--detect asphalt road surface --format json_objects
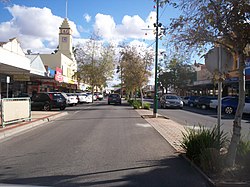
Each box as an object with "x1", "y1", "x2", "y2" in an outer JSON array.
[
  {"x1": 158, "y1": 106, "x2": 250, "y2": 141},
  {"x1": 0, "y1": 100, "x2": 211, "y2": 187}
]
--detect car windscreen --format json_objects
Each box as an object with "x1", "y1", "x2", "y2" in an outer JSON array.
[
  {"x1": 165, "y1": 95, "x2": 178, "y2": 99},
  {"x1": 110, "y1": 94, "x2": 120, "y2": 98},
  {"x1": 52, "y1": 93, "x2": 64, "y2": 99}
]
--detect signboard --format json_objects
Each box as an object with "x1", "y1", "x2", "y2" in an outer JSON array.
[
  {"x1": 13, "y1": 74, "x2": 30, "y2": 81},
  {"x1": 55, "y1": 67, "x2": 63, "y2": 82},
  {"x1": 47, "y1": 67, "x2": 55, "y2": 78}
]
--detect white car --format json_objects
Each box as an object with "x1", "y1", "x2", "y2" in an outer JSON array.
[
  {"x1": 95, "y1": 92, "x2": 104, "y2": 100},
  {"x1": 62, "y1": 93, "x2": 78, "y2": 106},
  {"x1": 77, "y1": 93, "x2": 92, "y2": 103},
  {"x1": 86, "y1": 93, "x2": 97, "y2": 101}
]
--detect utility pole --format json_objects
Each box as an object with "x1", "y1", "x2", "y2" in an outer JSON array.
[{"x1": 153, "y1": 0, "x2": 159, "y2": 117}]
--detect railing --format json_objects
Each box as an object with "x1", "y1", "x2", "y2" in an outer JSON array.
[{"x1": 1, "y1": 98, "x2": 31, "y2": 128}]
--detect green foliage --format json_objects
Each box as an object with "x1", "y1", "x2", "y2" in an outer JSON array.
[
  {"x1": 199, "y1": 148, "x2": 222, "y2": 174},
  {"x1": 120, "y1": 45, "x2": 154, "y2": 95},
  {"x1": 74, "y1": 37, "x2": 115, "y2": 90},
  {"x1": 158, "y1": 57, "x2": 196, "y2": 94},
  {"x1": 236, "y1": 139, "x2": 250, "y2": 166},
  {"x1": 181, "y1": 125, "x2": 228, "y2": 166},
  {"x1": 143, "y1": 103, "x2": 151, "y2": 110},
  {"x1": 127, "y1": 99, "x2": 134, "y2": 105},
  {"x1": 132, "y1": 100, "x2": 142, "y2": 109}
]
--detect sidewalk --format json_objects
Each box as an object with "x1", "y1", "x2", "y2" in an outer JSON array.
[
  {"x1": 0, "y1": 111, "x2": 68, "y2": 141},
  {"x1": 135, "y1": 109, "x2": 186, "y2": 153}
]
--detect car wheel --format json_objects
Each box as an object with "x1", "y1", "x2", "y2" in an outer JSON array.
[
  {"x1": 201, "y1": 104, "x2": 206, "y2": 109},
  {"x1": 224, "y1": 106, "x2": 234, "y2": 115},
  {"x1": 108, "y1": 102, "x2": 110, "y2": 105},
  {"x1": 43, "y1": 103, "x2": 51, "y2": 111},
  {"x1": 189, "y1": 103, "x2": 194, "y2": 107}
]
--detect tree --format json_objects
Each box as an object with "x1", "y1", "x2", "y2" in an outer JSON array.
[
  {"x1": 120, "y1": 45, "x2": 154, "y2": 102},
  {"x1": 159, "y1": 56, "x2": 196, "y2": 95},
  {"x1": 74, "y1": 36, "x2": 115, "y2": 99},
  {"x1": 164, "y1": 0, "x2": 250, "y2": 166}
]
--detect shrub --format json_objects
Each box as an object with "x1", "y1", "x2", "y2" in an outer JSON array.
[
  {"x1": 143, "y1": 103, "x2": 150, "y2": 110},
  {"x1": 236, "y1": 139, "x2": 250, "y2": 166},
  {"x1": 132, "y1": 100, "x2": 142, "y2": 109},
  {"x1": 200, "y1": 148, "x2": 223, "y2": 174},
  {"x1": 181, "y1": 125, "x2": 228, "y2": 166},
  {"x1": 128, "y1": 99, "x2": 134, "y2": 105}
]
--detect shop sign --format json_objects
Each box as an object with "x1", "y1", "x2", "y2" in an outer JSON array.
[
  {"x1": 13, "y1": 74, "x2": 30, "y2": 81},
  {"x1": 47, "y1": 67, "x2": 55, "y2": 78},
  {"x1": 55, "y1": 67, "x2": 63, "y2": 82}
]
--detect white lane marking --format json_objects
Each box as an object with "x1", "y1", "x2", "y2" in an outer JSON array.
[{"x1": 136, "y1": 123, "x2": 152, "y2": 128}]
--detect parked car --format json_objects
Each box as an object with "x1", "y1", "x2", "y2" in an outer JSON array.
[
  {"x1": 187, "y1": 96, "x2": 200, "y2": 107},
  {"x1": 94, "y1": 92, "x2": 104, "y2": 100},
  {"x1": 31, "y1": 92, "x2": 66, "y2": 111},
  {"x1": 182, "y1": 96, "x2": 190, "y2": 105},
  {"x1": 160, "y1": 94, "x2": 183, "y2": 109},
  {"x1": 221, "y1": 97, "x2": 250, "y2": 115},
  {"x1": 209, "y1": 96, "x2": 236, "y2": 109},
  {"x1": 76, "y1": 93, "x2": 93, "y2": 103},
  {"x1": 108, "y1": 93, "x2": 121, "y2": 105},
  {"x1": 195, "y1": 96, "x2": 217, "y2": 109},
  {"x1": 86, "y1": 92, "x2": 97, "y2": 101},
  {"x1": 62, "y1": 93, "x2": 78, "y2": 106}
]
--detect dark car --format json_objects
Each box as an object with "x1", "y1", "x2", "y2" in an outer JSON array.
[
  {"x1": 108, "y1": 93, "x2": 121, "y2": 105},
  {"x1": 196, "y1": 96, "x2": 217, "y2": 109},
  {"x1": 31, "y1": 92, "x2": 66, "y2": 111},
  {"x1": 187, "y1": 96, "x2": 200, "y2": 107}
]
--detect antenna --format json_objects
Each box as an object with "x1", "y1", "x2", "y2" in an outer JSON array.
[{"x1": 65, "y1": 0, "x2": 68, "y2": 18}]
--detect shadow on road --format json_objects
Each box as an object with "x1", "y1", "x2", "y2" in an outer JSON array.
[{"x1": 0, "y1": 156, "x2": 209, "y2": 187}]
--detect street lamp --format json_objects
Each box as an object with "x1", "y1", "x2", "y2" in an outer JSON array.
[{"x1": 153, "y1": 0, "x2": 159, "y2": 117}]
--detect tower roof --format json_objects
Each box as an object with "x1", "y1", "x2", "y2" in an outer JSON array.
[{"x1": 60, "y1": 18, "x2": 70, "y2": 29}]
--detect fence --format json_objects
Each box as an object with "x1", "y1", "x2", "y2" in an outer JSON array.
[{"x1": 1, "y1": 98, "x2": 31, "y2": 127}]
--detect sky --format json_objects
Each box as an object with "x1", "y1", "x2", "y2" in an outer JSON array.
[{"x1": 0, "y1": 0, "x2": 180, "y2": 86}]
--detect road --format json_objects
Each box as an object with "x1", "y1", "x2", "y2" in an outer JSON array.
[
  {"x1": 157, "y1": 105, "x2": 250, "y2": 141},
  {"x1": 0, "y1": 99, "x2": 210, "y2": 187}
]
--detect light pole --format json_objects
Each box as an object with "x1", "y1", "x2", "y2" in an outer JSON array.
[{"x1": 153, "y1": 0, "x2": 159, "y2": 117}]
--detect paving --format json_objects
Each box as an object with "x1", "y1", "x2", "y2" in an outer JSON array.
[{"x1": 135, "y1": 109, "x2": 186, "y2": 153}]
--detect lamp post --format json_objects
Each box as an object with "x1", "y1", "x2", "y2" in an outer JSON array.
[{"x1": 153, "y1": 0, "x2": 159, "y2": 117}]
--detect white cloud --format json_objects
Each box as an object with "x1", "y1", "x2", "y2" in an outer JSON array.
[
  {"x1": 0, "y1": 5, "x2": 80, "y2": 53},
  {"x1": 84, "y1": 13, "x2": 91, "y2": 23},
  {"x1": 94, "y1": 11, "x2": 156, "y2": 42}
]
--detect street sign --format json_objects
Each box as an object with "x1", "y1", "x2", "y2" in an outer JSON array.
[{"x1": 205, "y1": 47, "x2": 234, "y2": 75}]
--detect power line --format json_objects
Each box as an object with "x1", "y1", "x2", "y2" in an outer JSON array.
[{"x1": 147, "y1": 41, "x2": 156, "y2": 48}]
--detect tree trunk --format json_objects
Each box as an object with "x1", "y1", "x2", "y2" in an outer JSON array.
[
  {"x1": 140, "y1": 88, "x2": 144, "y2": 107},
  {"x1": 227, "y1": 52, "x2": 245, "y2": 167}
]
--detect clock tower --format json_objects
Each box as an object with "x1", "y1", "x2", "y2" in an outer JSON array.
[{"x1": 58, "y1": 18, "x2": 73, "y2": 60}]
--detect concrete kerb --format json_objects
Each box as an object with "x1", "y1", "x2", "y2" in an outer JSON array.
[
  {"x1": 136, "y1": 109, "x2": 216, "y2": 187},
  {"x1": 0, "y1": 111, "x2": 68, "y2": 141}
]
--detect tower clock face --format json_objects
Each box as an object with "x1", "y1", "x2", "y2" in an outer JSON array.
[{"x1": 62, "y1": 37, "x2": 67, "y2": 42}]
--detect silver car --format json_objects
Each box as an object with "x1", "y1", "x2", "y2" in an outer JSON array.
[{"x1": 160, "y1": 94, "x2": 183, "y2": 109}]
